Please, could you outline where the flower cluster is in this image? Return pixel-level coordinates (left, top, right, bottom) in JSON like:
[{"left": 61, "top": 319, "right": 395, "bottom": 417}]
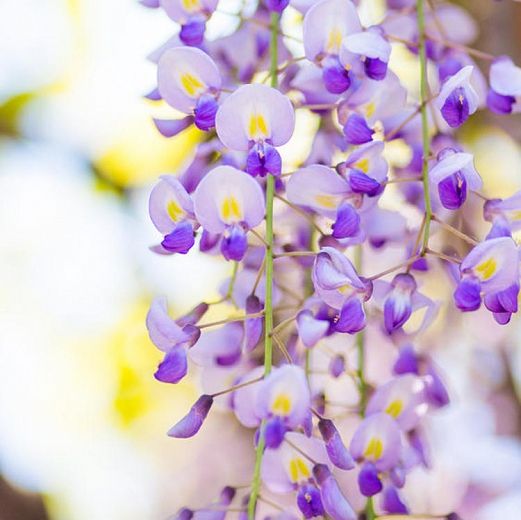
[{"left": 142, "top": 0, "right": 521, "bottom": 518}]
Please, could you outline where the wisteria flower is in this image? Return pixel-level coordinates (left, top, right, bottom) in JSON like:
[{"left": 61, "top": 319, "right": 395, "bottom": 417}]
[
  {"left": 255, "top": 365, "right": 311, "bottom": 447},
  {"left": 146, "top": 296, "right": 201, "bottom": 383},
  {"left": 157, "top": 46, "right": 221, "bottom": 133},
  {"left": 303, "top": 0, "right": 362, "bottom": 93},
  {"left": 215, "top": 84, "right": 295, "bottom": 176},
  {"left": 429, "top": 148, "right": 482, "bottom": 210},
  {"left": 487, "top": 56, "right": 521, "bottom": 114},
  {"left": 193, "top": 165, "right": 265, "bottom": 260},
  {"left": 160, "top": 0, "right": 218, "bottom": 45},
  {"left": 149, "top": 175, "right": 197, "bottom": 254},
  {"left": 435, "top": 65, "right": 479, "bottom": 128}
]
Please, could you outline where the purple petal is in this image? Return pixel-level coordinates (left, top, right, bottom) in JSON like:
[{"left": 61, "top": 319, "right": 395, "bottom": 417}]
[
  {"left": 487, "top": 90, "right": 515, "bottom": 114},
  {"left": 194, "top": 95, "right": 218, "bottom": 131},
  {"left": 329, "top": 354, "right": 345, "bottom": 378},
  {"left": 393, "top": 345, "right": 419, "bottom": 375},
  {"left": 358, "top": 462, "right": 383, "bottom": 497},
  {"left": 382, "top": 486, "right": 408, "bottom": 514},
  {"left": 334, "top": 297, "right": 366, "bottom": 334},
  {"left": 154, "top": 346, "right": 188, "bottom": 383},
  {"left": 146, "top": 296, "right": 189, "bottom": 351},
  {"left": 180, "top": 19, "right": 206, "bottom": 46},
  {"left": 318, "top": 418, "right": 355, "bottom": 470},
  {"left": 161, "top": 221, "right": 195, "bottom": 254},
  {"left": 297, "top": 484, "right": 325, "bottom": 519},
  {"left": 296, "top": 310, "right": 330, "bottom": 348},
  {"left": 365, "top": 57, "right": 388, "bottom": 80},
  {"left": 246, "top": 142, "right": 282, "bottom": 177},
  {"left": 265, "top": 417, "right": 287, "bottom": 449},
  {"left": 168, "top": 394, "right": 213, "bottom": 438},
  {"left": 454, "top": 277, "right": 481, "bottom": 311},
  {"left": 313, "top": 464, "right": 356, "bottom": 520},
  {"left": 343, "top": 114, "right": 374, "bottom": 145},
  {"left": 221, "top": 226, "right": 248, "bottom": 261},
  {"left": 265, "top": 0, "right": 290, "bottom": 12},
  {"left": 384, "top": 292, "right": 412, "bottom": 334},
  {"left": 322, "top": 56, "right": 351, "bottom": 94},
  {"left": 144, "top": 87, "right": 162, "bottom": 100},
  {"left": 348, "top": 169, "right": 380, "bottom": 196},
  {"left": 332, "top": 202, "right": 361, "bottom": 239},
  {"left": 424, "top": 364, "right": 450, "bottom": 408},
  {"left": 438, "top": 171, "right": 467, "bottom": 210},
  {"left": 245, "top": 295, "right": 263, "bottom": 352},
  {"left": 441, "top": 87, "right": 470, "bottom": 127},
  {"left": 153, "top": 116, "right": 193, "bottom": 138}
]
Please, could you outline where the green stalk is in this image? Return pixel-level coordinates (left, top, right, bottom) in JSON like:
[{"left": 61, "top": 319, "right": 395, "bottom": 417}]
[
  {"left": 354, "top": 245, "right": 375, "bottom": 520},
  {"left": 247, "top": 12, "right": 279, "bottom": 519},
  {"left": 417, "top": 0, "right": 432, "bottom": 255}
]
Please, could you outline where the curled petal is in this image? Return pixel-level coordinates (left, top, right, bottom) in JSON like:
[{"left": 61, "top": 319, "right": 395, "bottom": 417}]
[
  {"left": 161, "top": 221, "right": 195, "bottom": 254},
  {"left": 358, "top": 462, "right": 383, "bottom": 497},
  {"left": 334, "top": 297, "right": 366, "bottom": 334},
  {"left": 454, "top": 277, "right": 481, "bottom": 311},
  {"left": 296, "top": 310, "right": 330, "bottom": 348},
  {"left": 265, "top": 417, "right": 287, "bottom": 449},
  {"left": 168, "top": 395, "right": 214, "bottom": 438},
  {"left": 332, "top": 202, "right": 361, "bottom": 239},
  {"left": 146, "top": 296, "right": 190, "bottom": 351},
  {"left": 153, "top": 116, "right": 193, "bottom": 137},
  {"left": 343, "top": 114, "right": 374, "bottom": 145},
  {"left": 179, "top": 19, "right": 206, "bottom": 46},
  {"left": 245, "top": 295, "right": 264, "bottom": 352},
  {"left": 297, "top": 484, "right": 325, "bottom": 519},
  {"left": 221, "top": 226, "right": 248, "bottom": 261},
  {"left": 155, "top": 346, "right": 188, "bottom": 384},
  {"left": 382, "top": 486, "right": 408, "bottom": 514}
]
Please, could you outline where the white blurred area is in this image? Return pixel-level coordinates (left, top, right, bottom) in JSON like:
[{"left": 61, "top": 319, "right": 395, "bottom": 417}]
[{"left": 1, "top": 0, "right": 521, "bottom": 519}]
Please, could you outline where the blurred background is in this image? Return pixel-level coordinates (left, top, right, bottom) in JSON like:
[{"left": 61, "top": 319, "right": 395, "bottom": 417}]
[{"left": 0, "top": 0, "right": 520, "bottom": 519}]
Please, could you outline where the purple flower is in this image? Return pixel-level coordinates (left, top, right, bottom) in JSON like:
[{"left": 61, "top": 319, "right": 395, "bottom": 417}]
[
  {"left": 303, "top": 0, "right": 361, "bottom": 93},
  {"left": 435, "top": 65, "right": 479, "bottom": 127},
  {"left": 454, "top": 236, "right": 519, "bottom": 312},
  {"left": 488, "top": 56, "right": 521, "bottom": 114},
  {"left": 189, "top": 322, "right": 244, "bottom": 367},
  {"left": 484, "top": 190, "right": 521, "bottom": 232},
  {"left": 382, "top": 486, "right": 408, "bottom": 514},
  {"left": 193, "top": 166, "right": 265, "bottom": 261},
  {"left": 157, "top": 47, "right": 221, "bottom": 130},
  {"left": 429, "top": 148, "right": 482, "bottom": 210},
  {"left": 297, "top": 484, "right": 325, "bottom": 518},
  {"left": 296, "top": 310, "right": 330, "bottom": 348},
  {"left": 358, "top": 462, "right": 382, "bottom": 496},
  {"left": 312, "top": 247, "right": 372, "bottom": 310},
  {"left": 215, "top": 84, "right": 295, "bottom": 176},
  {"left": 168, "top": 394, "right": 214, "bottom": 438},
  {"left": 341, "top": 26, "right": 392, "bottom": 81},
  {"left": 350, "top": 413, "right": 401, "bottom": 471},
  {"left": 255, "top": 365, "right": 311, "bottom": 430},
  {"left": 366, "top": 375, "right": 427, "bottom": 431},
  {"left": 149, "top": 175, "right": 196, "bottom": 255},
  {"left": 146, "top": 296, "right": 200, "bottom": 383}
]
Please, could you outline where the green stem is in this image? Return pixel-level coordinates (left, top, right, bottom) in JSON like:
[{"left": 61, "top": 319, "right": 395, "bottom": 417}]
[
  {"left": 247, "top": 12, "right": 279, "bottom": 520},
  {"left": 354, "top": 246, "right": 374, "bottom": 520},
  {"left": 417, "top": 0, "right": 432, "bottom": 256}
]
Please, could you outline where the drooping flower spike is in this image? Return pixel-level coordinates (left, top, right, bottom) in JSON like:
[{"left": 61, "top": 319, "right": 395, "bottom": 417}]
[
  {"left": 193, "top": 165, "right": 265, "bottom": 261},
  {"left": 149, "top": 175, "right": 197, "bottom": 254},
  {"left": 157, "top": 46, "right": 221, "bottom": 132},
  {"left": 215, "top": 84, "right": 295, "bottom": 177},
  {"left": 303, "top": 0, "right": 362, "bottom": 93},
  {"left": 160, "top": 0, "right": 219, "bottom": 45}
]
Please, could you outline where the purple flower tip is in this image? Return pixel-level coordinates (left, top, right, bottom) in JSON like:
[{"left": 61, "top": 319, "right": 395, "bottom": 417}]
[
  {"left": 161, "top": 221, "right": 195, "bottom": 254},
  {"left": 180, "top": 19, "right": 206, "bottom": 46},
  {"left": 343, "top": 114, "right": 374, "bottom": 145},
  {"left": 194, "top": 95, "right": 219, "bottom": 131},
  {"left": 167, "top": 394, "right": 214, "bottom": 438},
  {"left": 454, "top": 277, "right": 481, "bottom": 311},
  {"left": 318, "top": 418, "right": 355, "bottom": 470},
  {"left": 297, "top": 484, "right": 325, "bottom": 519},
  {"left": 265, "top": 417, "right": 287, "bottom": 449},
  {"left": 358, "top": 462, "right": 383, "bottom": 497}
]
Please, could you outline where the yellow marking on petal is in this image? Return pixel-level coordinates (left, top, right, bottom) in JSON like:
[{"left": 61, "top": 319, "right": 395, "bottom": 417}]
[
  {"left": 385, "top": 399, "right": 404, "bottom": 419},
  {"left": 181, "top": 0, "right": 201, "bottom": 12},
  {"left": 364, "top": 102, "right": 376, "bottom": 119},
  {"left": 180, "top": 72, "right": 205, "bottom": 97},
  {"left": 326, "top": 26, "right": 343, "bottom": 54},
  {"left": 364, "top": 437, "right": 383, "bottom": 461},
  {"left": 475, "top": 257, "right": 497, "bottom": 281},
  {"left": 271, "top": 393, "right": 292, "bottom": 416},
  {"left": 221, "top": 196, "right": 242, "bottom": 223},
  {"left": 354, "top": 158, "right": 370, "bottom": 173},
  {"left": 167, "top": 199, "right": 184, "bottom": 222},
  {"left": 289, "top": 457, "right": 311, "bottom": 483},
  {"left": 315, "top": 194, "right": 338, "bottom": 209},
  {"left": 248, "top": 113, "right": 269, "bottom": 140},
  {"left": 510, "top": 210, "right": 521, "bottom": 221}
]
